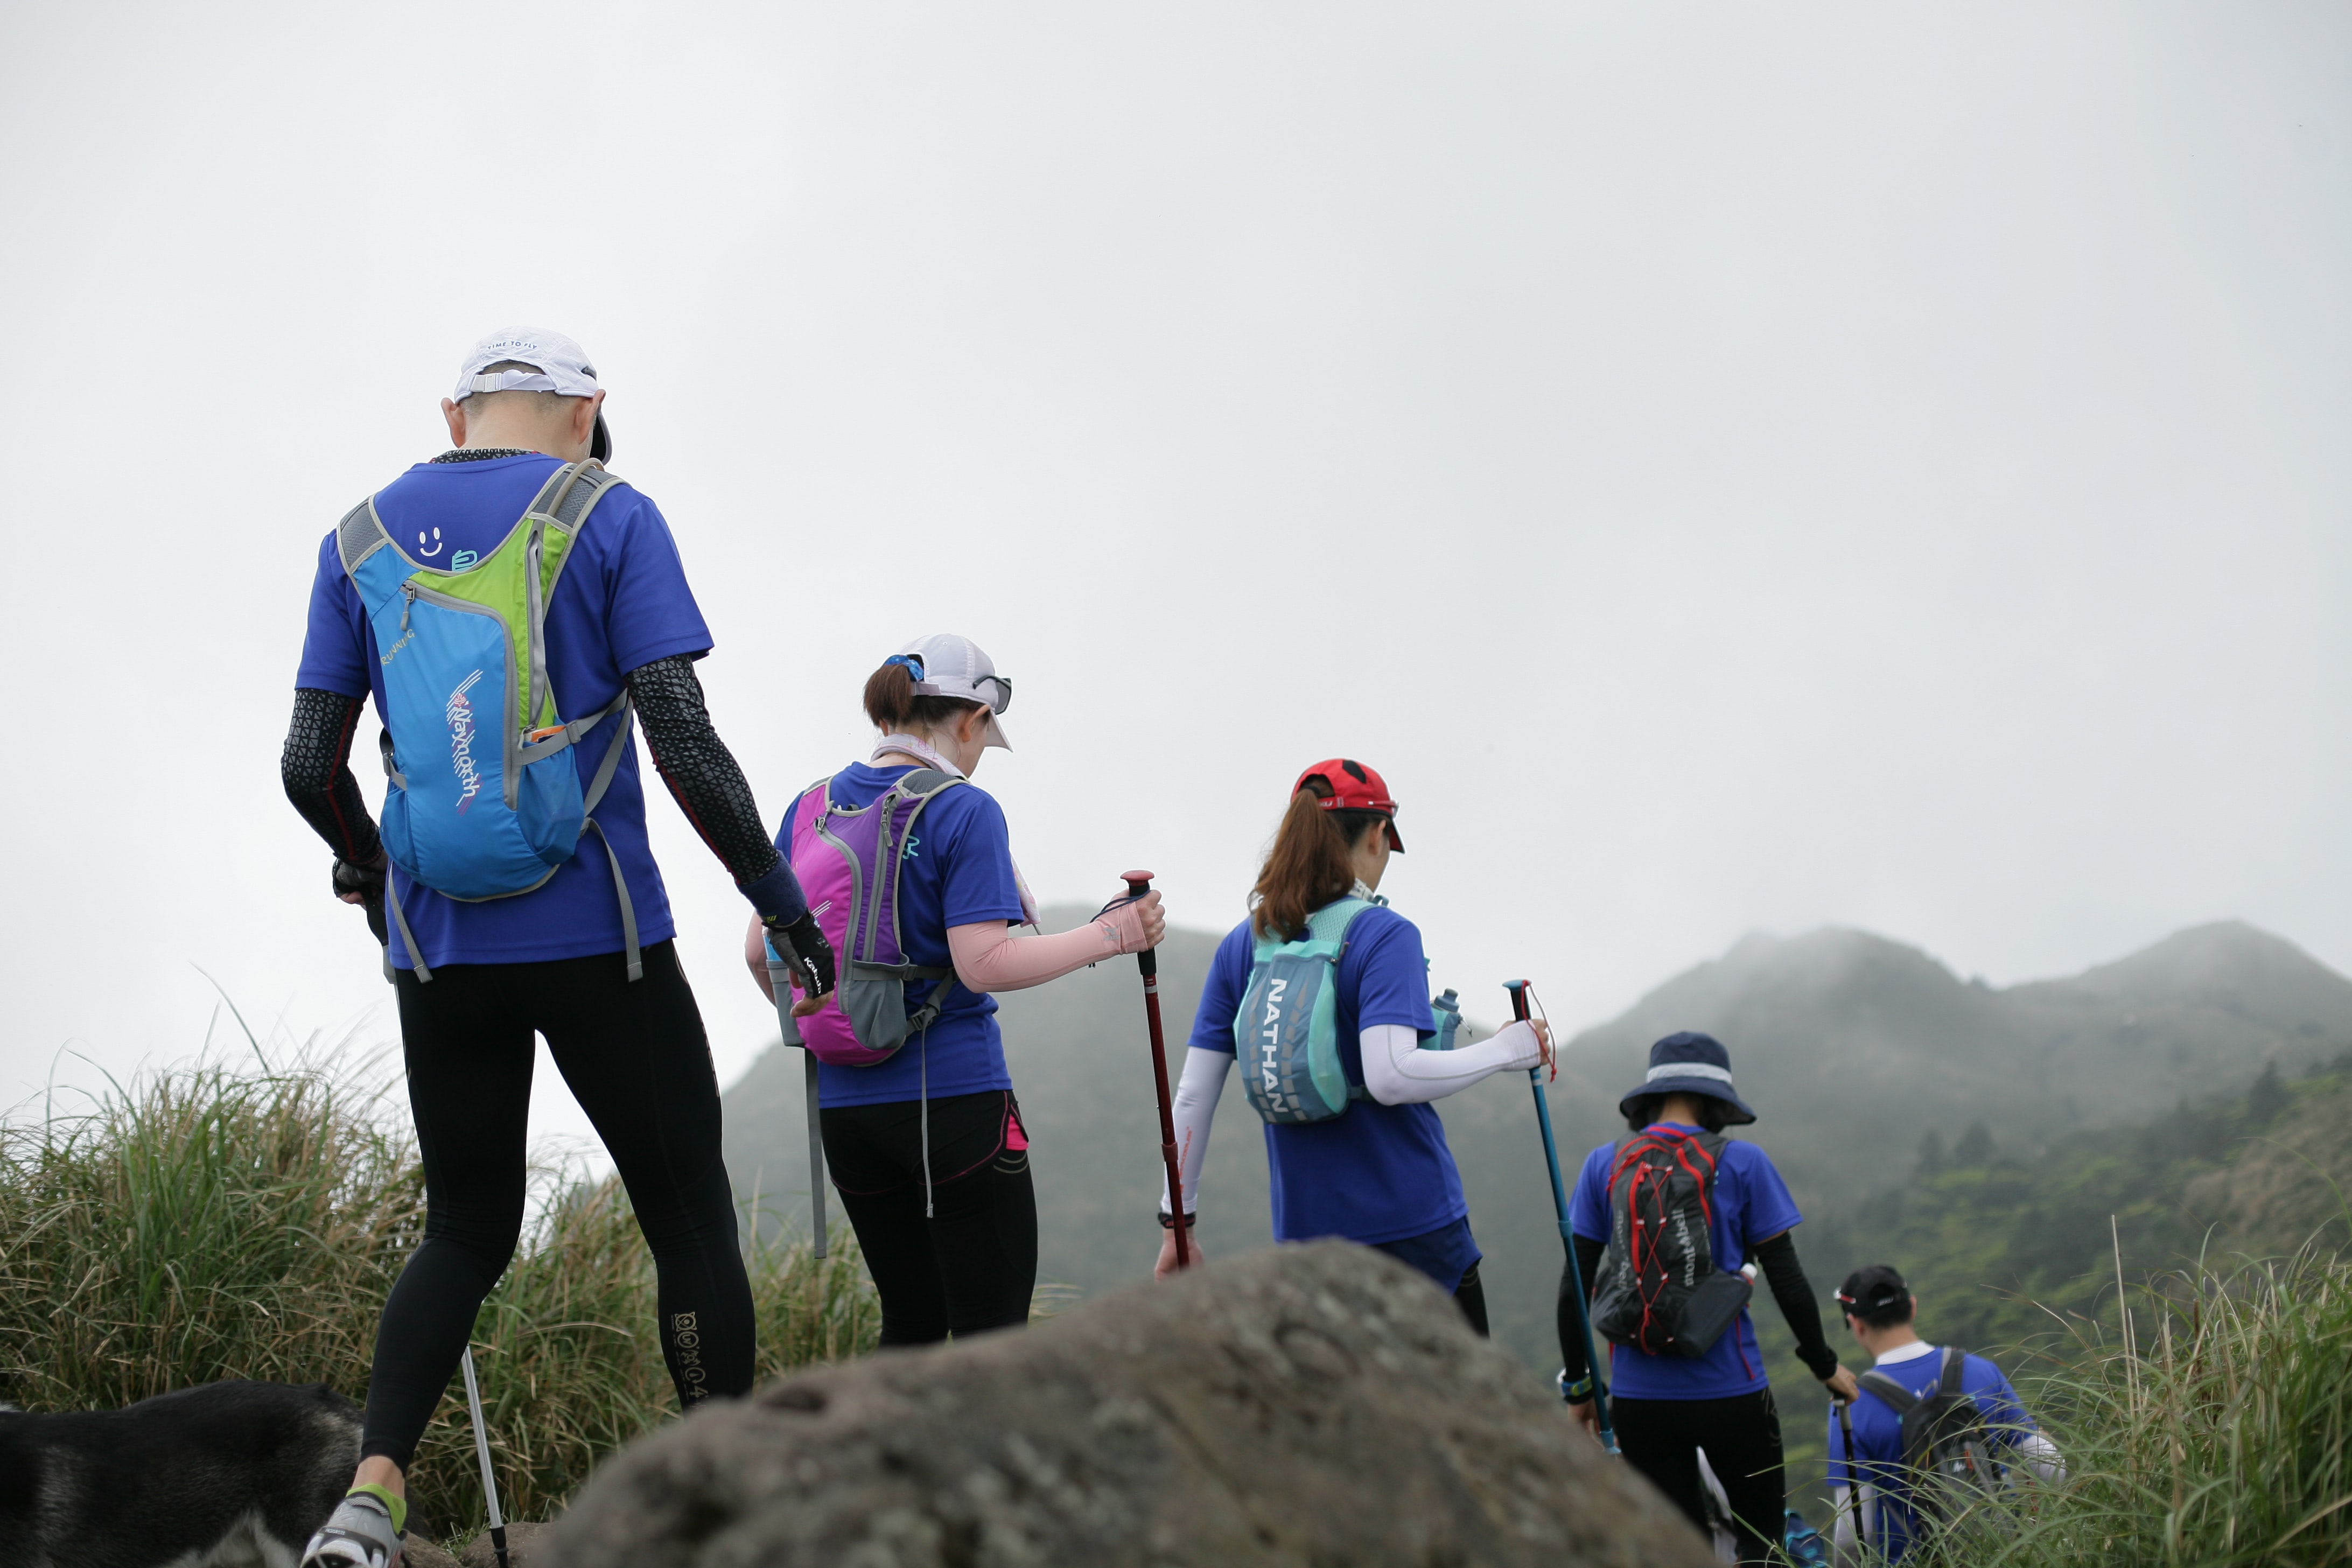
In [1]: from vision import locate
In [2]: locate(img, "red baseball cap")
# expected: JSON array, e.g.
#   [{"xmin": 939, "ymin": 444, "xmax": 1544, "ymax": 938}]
[{"xmin": 1293, "ymin": 758, "xmax": 1405, "ymax": 851}]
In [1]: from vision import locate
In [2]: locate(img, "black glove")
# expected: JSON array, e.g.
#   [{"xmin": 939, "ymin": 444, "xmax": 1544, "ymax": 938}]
[
  {"xmin": 333, "ymin": 856, "xmax": 389, "ymax": 946},
  {"xmin": 763, "ymin": 911, "xmax": 837, "ymax": 1002}
]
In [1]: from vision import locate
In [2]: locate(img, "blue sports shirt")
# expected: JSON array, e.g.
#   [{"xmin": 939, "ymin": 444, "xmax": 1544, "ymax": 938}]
[
  {"xmin": 790, "ymin": 762, "xmax": 1027, "ymax": 1109},
  {"xmin": 1569, "ymin": 1126, "xmax": 1805, "ymax": 1399},
  {"xmin": 1828, "ymin": 1341, "xmax": 2040, "ymax": 1562},
  {"xmin": 1190, "ymin": 907, "xmax": 1471, "ymax": 1248},
  {"xmin": 295, "ymin": 454, "xmax": 712, "ymax": 969}
]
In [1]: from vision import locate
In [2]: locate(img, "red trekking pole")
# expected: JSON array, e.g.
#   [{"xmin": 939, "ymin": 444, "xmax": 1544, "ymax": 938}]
[{"xmin": 1123, "ymin": 871, "xmax": 1189, "ymax": 1268}]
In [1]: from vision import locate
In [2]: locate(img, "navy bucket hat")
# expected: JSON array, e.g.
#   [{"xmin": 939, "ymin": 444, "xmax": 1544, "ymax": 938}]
[{"xmin": 1618, "ymin": 1031, "xmax": 1758, "ymax": 1126}]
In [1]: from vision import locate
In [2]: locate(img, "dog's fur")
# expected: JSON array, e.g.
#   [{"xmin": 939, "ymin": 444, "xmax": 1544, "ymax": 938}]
[{"xmin": 0, "ymin": 1380, "xmax": 361, "ymax": 1568}]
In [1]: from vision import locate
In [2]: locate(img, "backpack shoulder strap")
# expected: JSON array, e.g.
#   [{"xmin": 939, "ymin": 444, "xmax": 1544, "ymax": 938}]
[
  {"xmin": 335, "ymin": 497, "xmax": 393, "ymax": 577},
  {"xmin": 1301, "ymin": 896, "xmax": 1374, "ymax": 943},
  {"xmin": 524, "ymin": 459, "xmax": 628, "ymax": 534},
  {"xmin": 1859, "ymin": 1369, "xmax": 1922, "ymax": 1416},
  {"xmin": 1938, "ymin": 1346, "xmax": 1968, "ymax": 1398},
  {"xmin": 895, "ymin": 768, "xmax": 967, "ymax": 800}
]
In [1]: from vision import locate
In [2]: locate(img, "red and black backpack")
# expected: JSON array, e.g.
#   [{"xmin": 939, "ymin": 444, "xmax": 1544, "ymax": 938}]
[{"xmin": 1588, "ymin": 1127, "xmax": 1755, "ymax": 1358}]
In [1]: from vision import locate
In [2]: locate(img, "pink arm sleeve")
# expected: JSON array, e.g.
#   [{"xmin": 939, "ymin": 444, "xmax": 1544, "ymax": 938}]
[{"xmin": 947, "ymin": 911, "xmax": 1140, "ymax": 992}]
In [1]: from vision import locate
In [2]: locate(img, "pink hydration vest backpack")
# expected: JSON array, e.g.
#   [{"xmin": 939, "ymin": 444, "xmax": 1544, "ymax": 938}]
[{"xmin": 773, "ymin": 769, "xmax": 966, "ymax": 1067}]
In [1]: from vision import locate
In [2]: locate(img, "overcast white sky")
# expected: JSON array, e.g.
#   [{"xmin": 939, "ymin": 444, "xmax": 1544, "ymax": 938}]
[{"xmin": 2, "ymin": 4, "xmax": 2346, "ymax": 1144}]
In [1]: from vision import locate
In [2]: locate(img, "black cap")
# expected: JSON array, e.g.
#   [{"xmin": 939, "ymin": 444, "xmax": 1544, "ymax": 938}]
[{"xmin": 1837, "ymin": 1264, "xmax": 1911, "ymax": 1317}]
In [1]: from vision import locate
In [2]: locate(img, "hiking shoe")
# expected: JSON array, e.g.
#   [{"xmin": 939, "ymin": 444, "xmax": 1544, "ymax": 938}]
[{"xmin": 300, "ymin": 1492, "xmax": 403, "ymax": 1568}]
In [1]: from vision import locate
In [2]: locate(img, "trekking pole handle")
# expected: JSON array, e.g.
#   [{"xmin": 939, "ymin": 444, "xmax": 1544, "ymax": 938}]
[
  {"xmin": 1506, "ymin": 979, "xmax": 1531, "ymax": 1025},
  {"xmin": 1123, "ymin": 872, "xmax": 1157, "ymax": 979}
]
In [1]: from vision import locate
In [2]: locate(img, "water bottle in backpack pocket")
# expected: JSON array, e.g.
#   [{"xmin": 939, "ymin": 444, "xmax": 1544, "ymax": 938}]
[{"xmin": 777, "ymin": 770, "xmax": 966, "ymax": 1067}]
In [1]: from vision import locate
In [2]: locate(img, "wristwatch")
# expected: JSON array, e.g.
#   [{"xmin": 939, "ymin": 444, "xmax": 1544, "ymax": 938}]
[{"xmin": 1156, "ymin": 1210, "xmax": 1196, "ymax": 1230}]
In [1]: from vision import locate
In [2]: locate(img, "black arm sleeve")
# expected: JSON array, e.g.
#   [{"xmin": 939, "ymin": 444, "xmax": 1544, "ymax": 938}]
[
  {"xmin": 625, "ymin": 655, "xmax": 784, "ymax": 888},
  {"xmin": 1755, "ymin": 1231, "xmax": 1843, "ymax": 1381},
  {"xmin": 1556, "ymin": 1233, "xmax": 1607, "ymax": 1383},
  {"xmin": 281, "ymin": 689, "xmax": 383, "ymax": 864}
]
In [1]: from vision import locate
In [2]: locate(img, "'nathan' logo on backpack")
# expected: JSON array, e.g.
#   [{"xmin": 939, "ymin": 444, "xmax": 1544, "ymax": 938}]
[
  {"xmin": 334, "ymin": 460, "xmax": 643, "ymax": 984},
  {"xmin": 1589, "ymin": 1127, "xmax": 1755, "ymax": 1358},
  {"xmin": 1233, "ymin": 899, "xmax": 1377, "ymax": 1122},
  {"xmin": 1231, "ymin": 898, "xmax": 1469, "ymax": 1124},
  {"xmin": 446, "ymin": 670, "xmax": 485, "ymax": 814}
]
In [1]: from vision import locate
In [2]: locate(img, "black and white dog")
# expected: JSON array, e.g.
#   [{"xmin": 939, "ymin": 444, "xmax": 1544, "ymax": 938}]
[{"xmin": 0, "ymin": 1380, "xmax": 361, "ymax": 1567}]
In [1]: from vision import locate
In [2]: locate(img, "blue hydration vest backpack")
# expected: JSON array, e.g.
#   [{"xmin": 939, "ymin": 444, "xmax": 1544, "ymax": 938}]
[
  {"xmin": 335, "ymin": 460, "xmax": 640, "ymax": 983},
  {"xmin": 1233, "ymin": 896, "xmax": 1466, "ymax": 1124}
]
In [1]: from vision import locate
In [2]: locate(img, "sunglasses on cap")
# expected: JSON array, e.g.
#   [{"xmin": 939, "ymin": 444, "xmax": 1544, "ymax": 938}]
[{"xmin": 883, "ymin": 653, "xmax": 1012, "ymax": 715}]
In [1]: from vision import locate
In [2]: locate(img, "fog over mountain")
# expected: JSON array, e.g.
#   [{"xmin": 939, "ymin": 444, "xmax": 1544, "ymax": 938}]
[{"xmin": 726, "ymin": 912, "xmax": 2352, "ymax": 1368}]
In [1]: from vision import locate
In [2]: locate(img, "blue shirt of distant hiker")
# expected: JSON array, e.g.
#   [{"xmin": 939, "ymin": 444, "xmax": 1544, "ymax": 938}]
[
  {"xmin": 1569, "ymin": 1127, "xmax": 1805, "ymax": 1400},
  {"xmin": 1191, "ymin": 908, "xmax": 1473, "ymax": 1265},
  {"xmin": 786, "ymin": 762, "xmax": 1026, "ymax": 1109},
  {"xmin": 296, "ymin": 454, "xmax": 709, "ymax": 970},
  {"xmin": 1828, "ymin": 1342, "xmax": 2039, "ymax": 1562}
]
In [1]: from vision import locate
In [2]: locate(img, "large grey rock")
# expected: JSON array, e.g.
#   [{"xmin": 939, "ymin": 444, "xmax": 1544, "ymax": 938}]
[
  {"xmin": 539, "ymin": 1241, "xmax": 1711, "ymax": 1567},
  {"xmin": 458, "ymin": 1521, "xmax": 554, "ymax": 1565}
]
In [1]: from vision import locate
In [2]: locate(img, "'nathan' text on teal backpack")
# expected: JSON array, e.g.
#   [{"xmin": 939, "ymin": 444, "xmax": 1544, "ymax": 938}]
[{"xmin": 1234, "ymin": 898, "xmax": 1467, "ymax": 1123}]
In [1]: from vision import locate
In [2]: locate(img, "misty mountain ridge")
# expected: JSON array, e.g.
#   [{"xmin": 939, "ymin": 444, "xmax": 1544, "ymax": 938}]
[
  {"xmin": 724, "ymin": 913, "xmax": 2352, "ymax": 1369},
  {"xmin": 1554, "ymin": 919, "xmax": 2352, "ymax": 1180}
]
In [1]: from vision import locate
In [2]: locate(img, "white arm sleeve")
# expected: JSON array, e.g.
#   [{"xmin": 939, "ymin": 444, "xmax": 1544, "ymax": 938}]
[
  {"xmin": 1359, "ymin": 1019, "xmax": 1545, "ymax": 1106},
  {"xmin": 2015, "ymin": 1430, "xmax": 2064, "ymax": 1483},
  {"xmin": 1159, "ymin": 1046, "xmax": 1231, "ymax": 1216}
]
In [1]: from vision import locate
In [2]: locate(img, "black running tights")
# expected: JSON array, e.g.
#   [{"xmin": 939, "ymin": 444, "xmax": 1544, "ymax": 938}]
[
  {"xmin": 362, "ymin": 942, "xmax": 754, "ymax": 1469},
  {"xmin": 1611, "ymin": 1388, "xmax": 1787, "ymax": 1566},
  {"xmin": 821, "ymin": 1090, "xmax": 1037, "ymax": 1346}
]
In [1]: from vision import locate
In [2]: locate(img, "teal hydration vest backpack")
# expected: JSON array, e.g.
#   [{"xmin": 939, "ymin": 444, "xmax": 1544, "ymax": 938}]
[
  {"xmin": 335, "ymin": 460, "xmax": 639, "ymax": 983},
  {"xmin": 1234, "ymin": 898, "xmax": 1468, "ymax": 1124}
]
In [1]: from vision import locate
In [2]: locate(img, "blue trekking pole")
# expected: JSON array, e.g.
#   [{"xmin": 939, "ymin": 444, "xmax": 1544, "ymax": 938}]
[
  {"xmin": 766, "ymin": 936, "xmax": 828, "ymax": 1259},
  {"xmin": 1508, "ymin": 979, "xmax": 1617, "ymax": 1455}
]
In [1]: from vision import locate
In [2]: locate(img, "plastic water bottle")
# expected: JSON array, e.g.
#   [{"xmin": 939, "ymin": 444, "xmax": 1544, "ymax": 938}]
[{"xmin": 1430, "ymin": 988, "xmax": 1463, "ymax": 1051}]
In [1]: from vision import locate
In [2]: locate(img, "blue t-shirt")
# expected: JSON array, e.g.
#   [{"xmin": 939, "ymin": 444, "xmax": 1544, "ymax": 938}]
[
  {"xmin": 1828, "ymin": 1343, "xmax": 2038, "ymax": 1561},
  {"xmin": 793, "ymin": 763, "xmax": 1027, "ymax": 1109},
  {"xmin": 295, "ymin": 455, "xmax": 713, "ymax": 969},
  {"xmin": 1190, "ymin": 907, "xmax": 1468, "ymax": 1247},
  {"xmin": 1569, "ymin": 1126, "xmax": 1804, "ymax": 1399}
]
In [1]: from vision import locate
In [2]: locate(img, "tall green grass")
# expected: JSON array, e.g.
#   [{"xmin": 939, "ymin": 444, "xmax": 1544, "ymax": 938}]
[
  {"xmin": 0, "ymin": 1051, "xmax": 879, "ymax": 1527},
  {"xmin": 1882, "ymin": 1244, "xmax": 2352, "ymax": 1567}
]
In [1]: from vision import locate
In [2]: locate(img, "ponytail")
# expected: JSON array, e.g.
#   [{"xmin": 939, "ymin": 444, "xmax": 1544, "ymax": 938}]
[
  {"xmin": 863, "ymin": 661, "xmax": 984, "ymax": 734},
  {"xmin": 1250, "ymin": 782, "xmax": 1387, "ymax": 939}
]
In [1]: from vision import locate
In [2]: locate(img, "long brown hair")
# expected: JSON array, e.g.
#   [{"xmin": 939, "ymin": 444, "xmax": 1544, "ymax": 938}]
[
  {"xmin": 863, "ymin": 661, "xmax": 984, "ymax": 733},
  {"xmin": 1250, "ymin": 778, "xmax": 1387, "ymax": 939}
]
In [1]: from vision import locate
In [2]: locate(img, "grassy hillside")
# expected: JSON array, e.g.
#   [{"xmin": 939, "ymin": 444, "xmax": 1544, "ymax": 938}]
[
  {"xmin": 0, "ymin": 1055, "xmax": 878, "ymax": 1533},
  {"xmin": 1768, "ymin": 1059, "xmax": 2352, "ymax": 1508},
  {"xmin": 724, "ymin": 915, "xmax": 2352, "ymax": 1381}
]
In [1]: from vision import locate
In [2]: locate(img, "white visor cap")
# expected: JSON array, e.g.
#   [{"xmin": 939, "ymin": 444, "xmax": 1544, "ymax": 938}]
[
  {"xmin": 892, "ymin": 633, "xmax": 1012, "ymax": 750},
  {"xmin": 453, "ymin": 327, "xmax": 601, "ymax": 401}
]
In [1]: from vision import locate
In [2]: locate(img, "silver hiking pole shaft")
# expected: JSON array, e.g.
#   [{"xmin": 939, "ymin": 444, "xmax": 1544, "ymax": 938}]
[
  {"xmin": 459, "ymin": 1346, "xmax": 509, "ymax": 1568},
  {"xmin": 767, "ymin": 942, "xmax": 827, "ymax": 1258}
]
